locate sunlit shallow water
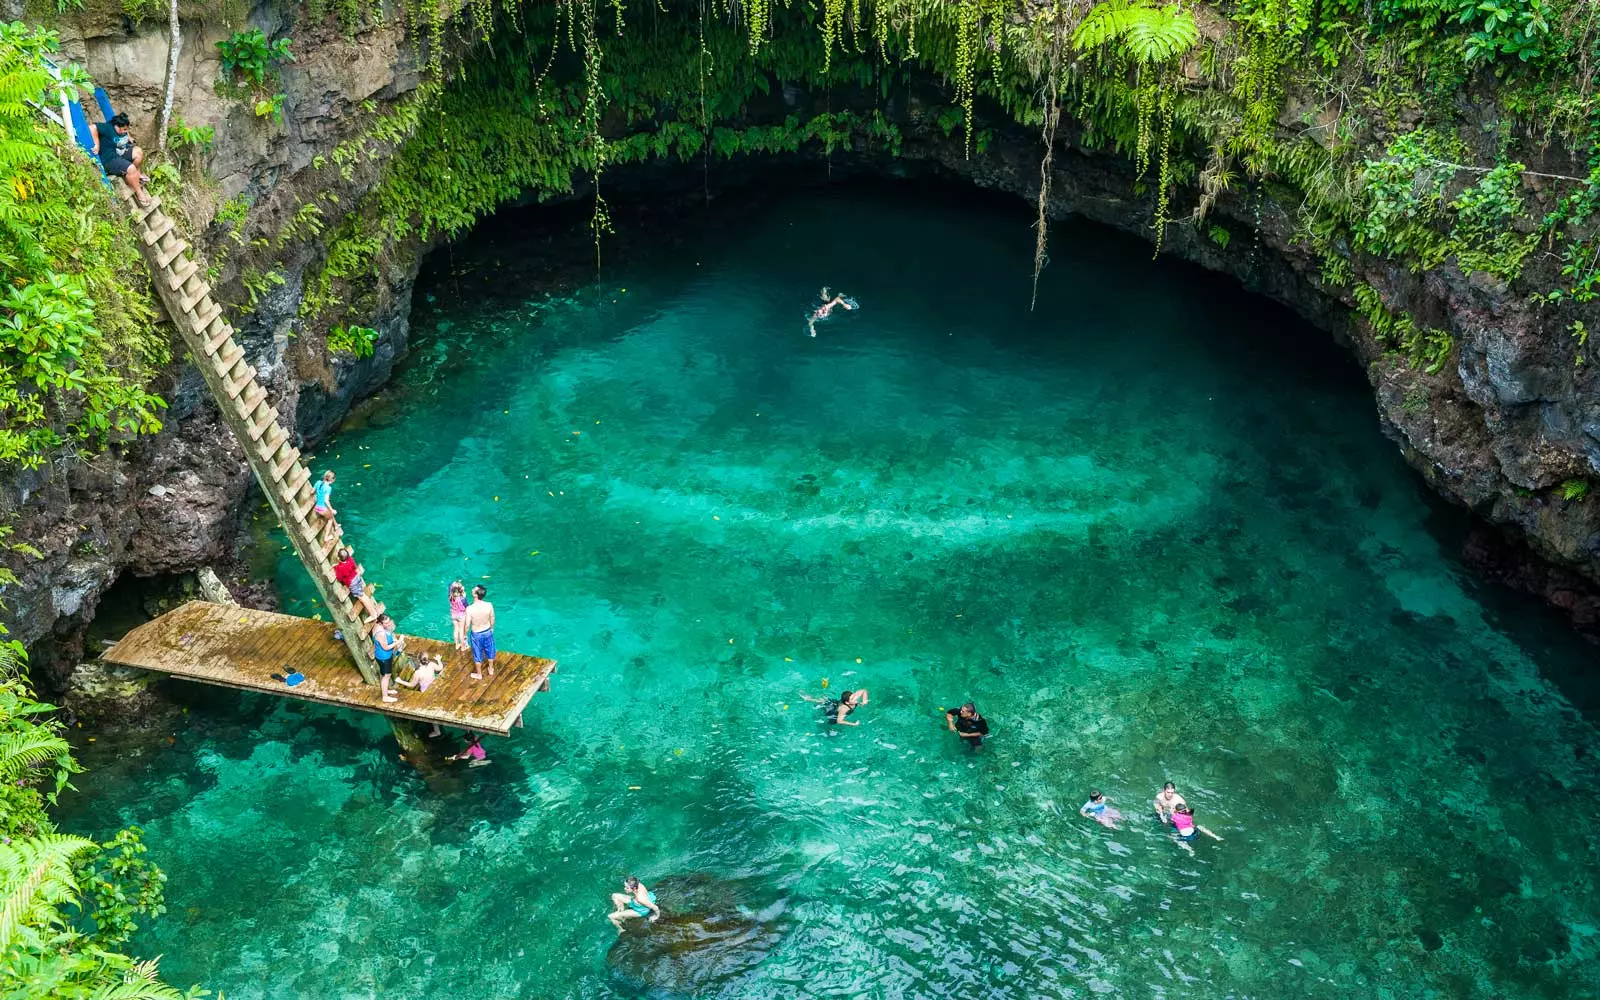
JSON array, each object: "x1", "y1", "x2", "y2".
[{"x1": 63, "y1": 183, "x2": 1600, "y2": 999}]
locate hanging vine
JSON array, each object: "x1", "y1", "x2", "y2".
[
  {"x1": 821, "y1": 0, "x2": 846, "y2": 71},
  {"x1": 581, "y1": 0, "x2": 612, "y2": 274},
  {"x1": 1072, "y1": 0, "x2": 1199, "y2": 253},
  {"x1": 954, "y1": 0, "x2": 981, "y2": 156},
  {"x1": 1032, "y1": 0, "x2": 1067, "y2": 308}
]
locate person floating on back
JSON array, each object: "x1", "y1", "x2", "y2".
[
  {"x1": 312, "y1": 470, "x2": 338, "y2": 540},
  {"x1": 448, "y1": 580, "x2": 469, "y2": 651},
  {"x1": 1079, "y1": 790, "x2": 1122, "y2": 829},
  {"x1": 802, "y1": 687, "x2": 869, "y2": 726},
  {"x1": 333, "y1": 547, "x2": 378, "y2": 619},
  {"x1": 371, "y1": 614, "x2": 401, "y2": 703},
  {"x1": 1153, "y1": 781, "x2": 1186, "y2": 824},
  {"x1": 806, "y1": 286, "x2": 858, "y2": 337},
  {"x1": 608, "y1": 876, "x2": 660, "y2": 932},
  {"x1": 463, "y1": 584, "x2": 496, "y2": 680},
  {"x1": 945, "y1": 702, "x2": 989, "y2": 748},
  {"x1": 90, "y1": 112, "x2": 150, "y2": 207}
]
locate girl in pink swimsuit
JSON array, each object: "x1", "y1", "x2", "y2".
[{"x1": 448, "y1": 580, "x2": 468, "y2": 650}]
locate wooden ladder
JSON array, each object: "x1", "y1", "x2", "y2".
[{"x1": 120, "y1": 186, "x2": 386, "y2": 684}]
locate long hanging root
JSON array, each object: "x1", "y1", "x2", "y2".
[{"x1": 1031, "y1": 1, "x2": 1066, "y2": 310}]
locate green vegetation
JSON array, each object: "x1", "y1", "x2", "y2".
[
  {"x1": 327, "y1": 322, "x2": 378, "y2": 357},
  {"x1": 0, "y1": 23, "x2": 166, "y2": 470},
  {"x1": 216, "y1": 28, "x2": 293, "y2": 88},
  {"x1": 0, "y1": 638, "x2": 198, "y2": 999}
]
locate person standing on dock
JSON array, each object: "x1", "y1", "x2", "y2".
[
  {"x1": 464, "y1": 585, "x2": 497, "y2": 680},
  {"x1": 372, "y1": 614, "x2": 400, "y2": 702}
]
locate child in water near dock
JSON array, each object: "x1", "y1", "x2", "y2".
[
  {"x1": 448, "y1": 581, "x2": 468, "y2": 650},
  {"x1": 447, "y1": 732, "x2": 487, "y2": 763},
  {"x1": 608, "y1": 876, "x2": 660, "y2": 932}
]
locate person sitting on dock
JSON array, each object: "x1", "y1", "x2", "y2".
[
  {"x1": 372, "y1": 614, "x2": 400, "y2": 703},
  {"x1": 333, "y1": 548, "x2": 379, "y2": 619},
  {"x1": 313, "y1": 470, "x2": 339, "y2": 540},
  {"x1": 90, "y1": 112, "x2": 150, "y2": 208},
  {"x1": 447, "y1": 731, "x2": 487, "y2": 763},
  {"x1": 463, "y1": 585, "x2": 496, "y2": 680},
  {"x1": 608, "y1": 876, "x2": 660, "y2": 931},
  {"x1": 802, "y1": 687, "x2": 869, "y2": 726},
  {"x1": 394, "y1": 653, "x2": 443, "y2": 736}
]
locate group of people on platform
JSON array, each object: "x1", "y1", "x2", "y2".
[{"x1": 315, "y1": 468, "x2": 496, "y2": 758}]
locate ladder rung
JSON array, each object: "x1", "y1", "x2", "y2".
[
  {"x1": 357, "y1": 601, "x2": 386, "y2": 625},
  {"x1": 203, "y1": 321, "x2": 233, "y2": 355},
  {"x1": 255, "y1": 426, "x2": 286, "y2": 463},
  {"x1": 270, "y1": 446, "x2": 301, "y2": 481},
  {"x1": 317, "y1": 532, "x2": 341, "y2": 561},
  {"x1": 282, "y1": 464, "x2": 310, "y2": 497},
  {"x1": 131, "y1": 194, "x2": 163, "y2": 221},
  {"x1": 164, "y1": 258, "x2": 198, "y2": 291},
  {"x1": 237, "y1": 383, "x2": 266, "y2": 413},
  {"x1": 195, "y1": 304, "x2": 225, "y2": 341},
  {"x1": 142, "y1": 217, "x2": 173, "y2": 246},
  {"x1": 178, "y1": 281, "x2": 211, "y2": 315},
  {"x1": 247, "y1": 404, "x2": 278, "y2": 441},
  {"x1": 156, "y1": 238, "x2": 189, "y2": 269},
  {"x1": 211, "y1": 346, "x2": 243, "y2": 377},
  {"x1": 223, "y1": 364, "x2": 255, "y2": 399}
]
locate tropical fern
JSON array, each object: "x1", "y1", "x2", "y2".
[
  {"x1": 1073, "y1": 0, "x2": 1199, "y2": 64},
  {"x1": 0, "y1": 832, "x2": 96, "y2": 954}
]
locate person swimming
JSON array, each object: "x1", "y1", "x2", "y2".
[
  {"x1": 801, "y1": 687, "x2": 869, "y2": 726},
  {"x1": 1079, "y1": 790, "x2": 1122, "y2": 829},
  {"x1": 807, "y1": 286, "x2": 858, "y2": 337}
]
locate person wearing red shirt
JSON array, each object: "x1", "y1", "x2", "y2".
[{"x1": 333, "y1": 547, "x2": 378, "y2": 618}]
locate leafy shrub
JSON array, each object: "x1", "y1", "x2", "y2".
[
  {"x1": 327, "y1": 324, "x2": 379, "y2": 358},
  {"x1": 217, "y1": 28, "x2": 294, "y2": 88},
  {"x1": 166, "y1": 116, "x2": 215, "y2": 152},
  {"x1": 1560, "y1": 478, "x2": 1589, "y2": 502}
]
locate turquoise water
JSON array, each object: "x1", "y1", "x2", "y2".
[{"x1": 64, "y1": 183, "x2": 1600, "y2": 999}]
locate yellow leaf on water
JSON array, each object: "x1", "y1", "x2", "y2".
[
  {"x1": 784, "y1": 657, "x2": 792, "y2": 662},
  {"x1": 628, "y1": 785, "x2": 641, "y2": 790},
  {"x1": 856, "y1": 658, "x2": 863, "y2": 663}
]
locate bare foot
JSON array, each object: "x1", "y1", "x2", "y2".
[
  {"x1": 382, "y1": 695, "x2": 398, "y2": 703},
  {"x1": 470, "y1": 672, "x2": 483, "y2": 680}
]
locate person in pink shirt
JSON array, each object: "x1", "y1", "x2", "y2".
[
  {"x1": 448, "y1": 732, "x2": 486, "y2": 762},
  {"x1": 448, "y1": 580, "x2": 469, "y2": 650}
]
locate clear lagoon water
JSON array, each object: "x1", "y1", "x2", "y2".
[{"x1": 62, "y1": 182, "x2": 1600, "y2": 999}]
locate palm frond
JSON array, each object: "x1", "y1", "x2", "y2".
[{"x1": 0, "y1": 832, "x2": 97, "y2": 953}]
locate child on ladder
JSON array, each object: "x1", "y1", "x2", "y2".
[{"x1": 313, "y1": 470, "x2": 340, "y2": 541}]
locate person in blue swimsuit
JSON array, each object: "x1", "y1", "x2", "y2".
[
  {"x1": 608, "y1": 876, "x2": 660, "y2": 931},
  {"x1": 371, "y1": 614, "x2": 400, "y2": 703}
]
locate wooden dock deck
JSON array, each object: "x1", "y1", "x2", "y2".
[{"x1": 102, "y1": 601, "x2": 555, "y2": 737}]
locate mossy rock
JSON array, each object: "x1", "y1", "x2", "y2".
[{"x1": 605, "y1": 874, "x2": 785, "y2": 995}]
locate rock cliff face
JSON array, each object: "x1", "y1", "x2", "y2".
[
  {"x1": 2, "y1": 5, "x2": 423, "y2": 688},
  {"x1": 7, "y1": 6, "x2": 1599, "y2": 692}
]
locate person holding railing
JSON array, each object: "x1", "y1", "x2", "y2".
[{"x1": 90, "y1": 112, "x2": 150, "y2": 207}]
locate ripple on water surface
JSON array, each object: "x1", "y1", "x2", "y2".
[{"x1": 64, "y1": 184, "x2": 1600, "y2": 999}]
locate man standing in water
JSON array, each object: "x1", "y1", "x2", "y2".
[
  {"x1": 464, "y1": 585, "x2": 496, "y2": 680},
  {"x1": 1153, "y1": 781, "x2": 1187, "y2": 823},
  {"x1": 945, "y1": 702, "x2": 990, "y2": 748}
]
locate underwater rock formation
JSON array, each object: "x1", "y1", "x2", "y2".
[{"x1": 605, "y1": 874, "x2": 785, "y2": 995}]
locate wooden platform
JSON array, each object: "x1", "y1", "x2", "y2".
[{"x1": 102, "y1": 601, "x2": 556, "y2": 737}]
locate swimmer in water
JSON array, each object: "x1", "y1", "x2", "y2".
[
  {"x1": 1079, "y1": 790, "x2": 1122, "y2": 829},
  {"x1": 807, "y1": 286, "x2": 857, "y2": 337},
  {"x1": 1169, "y1": 804, "x2": 1222, "y2": 853},
  {"x1": 801, "y1": 687, "x2": 869, "y2": 726}
]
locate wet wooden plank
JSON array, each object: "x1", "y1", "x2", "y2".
[{"x1": 102, "y1": 601, "x2": 557, "y2": 738}]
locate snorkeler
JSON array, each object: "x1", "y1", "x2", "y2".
[
  {"x1": 801, "y1": 687, "x2": 869, "y2": 726},
  {"x1": 1079, "y1": 790, "x2": 1122, "y2": 829},
  {"x1": 806, "y1": 286, "x2": 858, "y2": 337},
  {"x1": 608, "y1": 876, "x2": 661, "y2": 931}
]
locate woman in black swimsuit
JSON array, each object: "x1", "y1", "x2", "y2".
[{"x1": 802, "y1": 688, "x2": 869, "y2": 726}]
